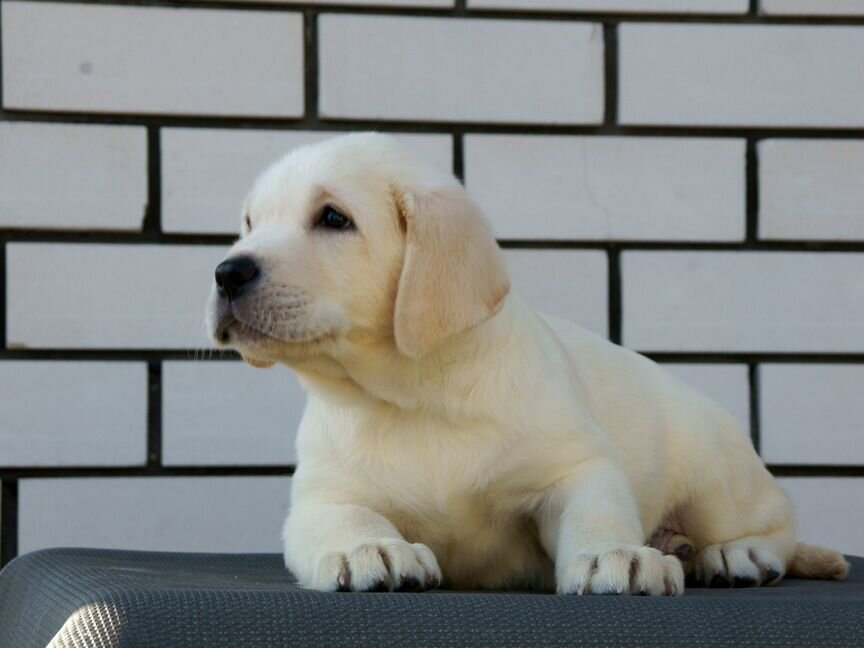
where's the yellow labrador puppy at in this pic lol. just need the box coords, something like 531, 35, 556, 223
206, 133, 848, 596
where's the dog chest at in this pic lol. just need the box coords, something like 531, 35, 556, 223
303, 399, 559, 589
343, 448, 554, 590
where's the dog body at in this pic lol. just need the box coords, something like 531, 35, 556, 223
207, 133, 848, 595
288, 298, 785, 593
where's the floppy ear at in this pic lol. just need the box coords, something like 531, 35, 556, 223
393, 185, 510, 359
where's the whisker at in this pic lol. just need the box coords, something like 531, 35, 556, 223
267, 309, 277, 337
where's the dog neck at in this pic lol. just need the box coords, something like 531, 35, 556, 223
295, 297, 535, 418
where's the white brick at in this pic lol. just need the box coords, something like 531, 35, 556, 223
162, 130, 453, 234
0, 122, 147, 231
320, 16, 604, 124
0, 362, 147, 466
7, 244, 227, 349
466, 135, 745, 241
761, 365, 864, 465
470, 0, 746, 12
19, 477, 291, 553
163, 362, 305, 466
779, 478, 864, 556
505, 250, 608, 337
308, 0, 450, 3
760, 140, 864, 241
622, 252, 864, 352
620, 24, 864, 127
762, 0, 864, 15
219, 0, 452, 4
1, 2, 303, 116
662, 364, 750, 433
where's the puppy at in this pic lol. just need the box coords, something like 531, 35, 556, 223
207, 133, 849, 595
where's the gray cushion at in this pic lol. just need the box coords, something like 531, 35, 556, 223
0, 548, 861, 648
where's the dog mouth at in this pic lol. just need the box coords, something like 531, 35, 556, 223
213, 308, 283, 347
207, 278, 347, 356
211, 302, 338, 352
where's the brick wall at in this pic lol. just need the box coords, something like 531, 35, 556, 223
1, 0, 863, 567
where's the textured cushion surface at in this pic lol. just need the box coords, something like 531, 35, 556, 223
0, 548, 861, 648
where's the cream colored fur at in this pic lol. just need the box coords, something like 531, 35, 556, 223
206, 132, 848, 595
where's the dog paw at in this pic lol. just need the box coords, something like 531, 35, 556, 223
693, 539, 785, 588
557, 545, 684, 596
312, 539, 442, 593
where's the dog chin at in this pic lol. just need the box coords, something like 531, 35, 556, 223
213, 315, 337, 367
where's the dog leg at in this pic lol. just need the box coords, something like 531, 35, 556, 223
675, 442, 799, 587
534, 458, 684, 596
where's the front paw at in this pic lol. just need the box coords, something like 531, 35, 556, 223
557, 545, 684, 596
312, 539, 442, 593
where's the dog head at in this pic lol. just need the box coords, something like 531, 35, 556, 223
206, 133, 510, 369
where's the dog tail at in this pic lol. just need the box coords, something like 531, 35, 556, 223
788, 543, 850, 580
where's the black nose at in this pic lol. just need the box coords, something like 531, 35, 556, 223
215, 256, 260, 301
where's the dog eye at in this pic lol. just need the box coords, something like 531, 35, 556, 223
317, 206, 355, 231
244, 214, 252, 231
